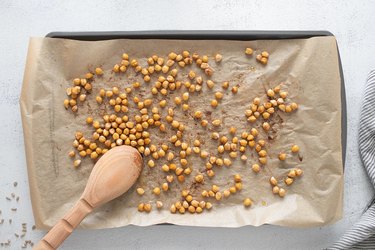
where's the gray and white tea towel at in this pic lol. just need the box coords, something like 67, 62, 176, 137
331, 70, 375, 249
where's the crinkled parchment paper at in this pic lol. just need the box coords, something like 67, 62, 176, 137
20, 36, 343, 229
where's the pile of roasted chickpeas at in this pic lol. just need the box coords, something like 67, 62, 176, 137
64, 47, 302, 214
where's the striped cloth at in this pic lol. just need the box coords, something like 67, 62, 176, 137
330, 70, 375, 249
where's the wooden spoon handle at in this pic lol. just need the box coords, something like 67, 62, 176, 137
34, 199, 93, 250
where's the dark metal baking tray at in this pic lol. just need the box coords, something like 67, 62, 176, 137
46, 30, 346, 165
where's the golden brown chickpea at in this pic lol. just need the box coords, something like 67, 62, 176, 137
291, 144, 300, 153
279, 153, 287, 161
252, 164, 260, 173
245, 48, 253, 55
243, 198, 252, 207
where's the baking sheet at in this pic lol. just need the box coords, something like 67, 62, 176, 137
20, 36, 343, 229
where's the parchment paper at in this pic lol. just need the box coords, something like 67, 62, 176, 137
20, 36, 343, 229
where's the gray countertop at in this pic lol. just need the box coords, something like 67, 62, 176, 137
0, 0, 374, 249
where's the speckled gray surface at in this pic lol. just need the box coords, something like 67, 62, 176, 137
0, 1, 374, 249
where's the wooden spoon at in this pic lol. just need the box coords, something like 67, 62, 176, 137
34, 145, 143, 250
